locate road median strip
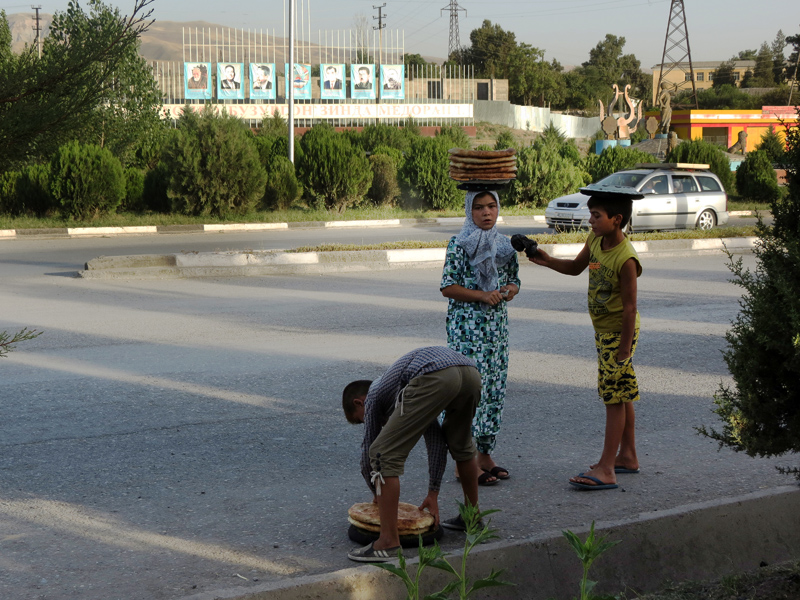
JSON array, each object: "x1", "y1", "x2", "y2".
[{"x1": 79, "y1": 237, "x2": 757, "y2": 279}]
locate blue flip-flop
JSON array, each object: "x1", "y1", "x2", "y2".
[
  {"x1": 614, "y1": 467, "x2": 640, "y2": 474},
  {"x1": 569, "y1": 473, "x2": 618, "y2": 490}
]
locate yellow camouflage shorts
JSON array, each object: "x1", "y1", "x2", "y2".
[{"x1": 595, "y1": 330, "x2": 640, "y2": 405}]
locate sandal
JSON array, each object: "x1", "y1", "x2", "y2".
[
  {"x1": 478, "y1": 470, "x2": 499, "y2": 486},
  {"x1": 483, "y1": 466, "x2": 510, "y2": 480},
  {"x1": 347, "y1": 541, "x2": 401, "y2": 563}
]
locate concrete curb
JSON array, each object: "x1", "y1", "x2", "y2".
[
  {"x1": 78, "y1": 237, "x2": 758, "y2": 279},
  {"x1": 0, "y1": 216, "x2": 542, "y2": 240},
  {"x1": 177, "y1": 486, "x2": 800, "y2": 600}
]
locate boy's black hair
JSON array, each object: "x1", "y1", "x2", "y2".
[
  {"x1": 586, "y1": 195, "x2": 633, "y2": 228},
  {"x1": 342, "y1": 380, "x2": 372, "y2": 424}
]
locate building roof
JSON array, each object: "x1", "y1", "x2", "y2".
[{"x1": 651, "y1": 60, "x2": 756, "y2": 70}]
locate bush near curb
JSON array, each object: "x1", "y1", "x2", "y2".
[
  {"x1": 401, "y1": 135, "x2": 464, "y2": 210},
  {"x1": 296, "y1": 124, "x2": 372, "y2": 213},
  {"x1": 164, "y1": 107, "x2": 267, "y2": 218},
  {"x1": 49, "y1": 141, "x2": 125, "y2": 220},
  {"x1": 736, "y1": 150, "x2": 780, "y2": 203}
]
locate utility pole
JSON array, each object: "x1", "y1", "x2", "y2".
[
  {"x1": 373, "y1": 3, "x2": 385, "y2": 118},
  {"x1": 788, "y1": 24, "x2": 800, "y2": 106},
  {"x1": 288, "y1": 0, "x2": 295, "y2": 163},
  {"x1": 372, "y1": 3, "x2": 386, "y2": 66},
  {"x1": 31, "y1": 5, "x2": 42, "y2": 58},
  {"x1": 656, "y1": 0, "x2": 698, "y2": 109},
  {"x1": 441, "y1": 0, "x2": 466, "y2": 62}
]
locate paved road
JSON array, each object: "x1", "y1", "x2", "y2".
[
  {"x1": 0, "y1": 214, "x2": 761, "y2": 280},
  {"x1": 0, "y1": 242, "x2": 791, "y2": 600}
]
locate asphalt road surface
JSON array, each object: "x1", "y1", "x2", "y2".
[{"x1": 0, "y1": 238, "x2": 789, "y2": 600}]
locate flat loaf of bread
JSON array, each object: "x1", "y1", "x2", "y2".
[{"x1": 348, "y1": 501, "x2": 435, "y2": 533}]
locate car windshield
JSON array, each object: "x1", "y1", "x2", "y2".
[{"x1": 598, "y1": 172, "x2": 647, "y2": 188}]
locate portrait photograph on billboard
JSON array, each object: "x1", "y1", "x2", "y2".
[
  {"x1": 250, "y1": 63, "x2": 276, "y2": 100},
  {"x1": 320, "y1": 63, "x2": 345, "y2": 100},
  {"x1": 217, "y1": 63, "x2": 245, "y2": 100},
  {"x1": 350, "y1": 64, "x2": 375, "y2": 100},
  {"x1": 380, "y1": 64, "x2": 405, "y2": 100},
  {"x1": 184, "y1": 62, "x2": 211, "y2": 100},
  {"x1": 285, "y1": 63, "x2": 312, "y2": 100}
]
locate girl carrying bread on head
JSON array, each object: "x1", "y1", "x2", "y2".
[{"x1": 440, "y1": 190, "x2": 521, "y2": 486}]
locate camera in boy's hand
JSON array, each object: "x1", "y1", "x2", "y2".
[{"x1": 510, "y1": 234, "x2": 539, "y2": 258}]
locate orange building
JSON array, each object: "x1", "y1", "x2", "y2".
[{"x1": 649, "y1": 107, "x2": 798, "y2": 152}]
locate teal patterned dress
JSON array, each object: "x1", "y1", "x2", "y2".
[{"x1": 440, "y1": 236, "x2": 521, "y2": 454}]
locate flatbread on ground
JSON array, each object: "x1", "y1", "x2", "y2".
[
  {"x1": 348, "y1": 501, "x2": 435, "y2": 531},
  {"x1": 347, "y1": 516, "x2": 431, "y2": 535},
  {"x1": 449, "y1": 147, "x2": 515, "y2": 158}
]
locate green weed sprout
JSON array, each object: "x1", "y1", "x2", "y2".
[
  {"x1": 561, "y1": 521, "x2": 620, "y2": 600},
  {"x1": 0, "y1": 328, "x2": 42, "y2": 359},
  {"x1": 372, "y1": 502, "x2": 512, "y2": 599}
]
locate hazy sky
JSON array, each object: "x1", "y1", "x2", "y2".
[{"x1": 4, "y1": 0, "x2": 798, "y2": 69}]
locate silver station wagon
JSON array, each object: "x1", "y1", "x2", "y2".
[{"x1": 545, "y1": 163, "x2": 729, "y2": 232}]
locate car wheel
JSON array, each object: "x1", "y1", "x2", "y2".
[{"x1": 696, "y1": 209, "x2": 716, "y2": 230}]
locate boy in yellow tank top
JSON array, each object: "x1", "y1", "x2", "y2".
[{"x1": 530, "y1": 193, "x2": 642, "y2": 490}]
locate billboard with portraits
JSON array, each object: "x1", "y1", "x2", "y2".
[
  {"x1": 350, "y1": 64, "x2": 375, "y2": 100},
  {"x1": 285, "y1": 63, "x2": 312, "y2": 100},
  {"x1": 184, "y1": 62, "x2": 211, "y2": 99},
  {"x1": 320, "y1": 63, "x2": 345, "y2": 100},
  {"x1": 217, "y1": 63, "x2": 244, "y2": 100},
  {"x1": 380, "y1": 64, "x2": 405, "y2": 100},
  {"x1": 250, "y1": 63, "x2": 276, "y2": 100}
]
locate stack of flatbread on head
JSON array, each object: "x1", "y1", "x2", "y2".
[
  {"x1": 449, "y1": 147, "x2": 517, "y2": 182},
  {"x1": 348, "y1": 502, "x2": 435, "y2": 535}
]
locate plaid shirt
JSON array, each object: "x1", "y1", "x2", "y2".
[{"x1": 361, "y1": 346, "x2": 476, "y2": 493}]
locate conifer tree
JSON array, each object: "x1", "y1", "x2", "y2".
[{"x1": 701, "y1": 112, "x2": 800, "y2": 476}]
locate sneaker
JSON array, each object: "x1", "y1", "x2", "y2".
[
  {"x1": 347, "y1": 541, "x2": 401, "y2": 563},
  {"x1": 441, "y1": 515, "x2": 483, "y2": 532}
]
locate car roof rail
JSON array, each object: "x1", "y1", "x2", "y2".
[{"x1": 635, "y1": 163, "x2": 710, "y2": 170}]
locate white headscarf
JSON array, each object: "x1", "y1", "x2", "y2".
[{"x1": 455, "y1": 190, "x2": 516, "y2": 293}]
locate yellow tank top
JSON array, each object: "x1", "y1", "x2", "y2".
[{"x1": 587, "y1": 232, "x2": 642, "y2": 333}]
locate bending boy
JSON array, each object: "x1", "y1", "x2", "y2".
[
  {"x1": 342, "y1": 346, "x2": 482, "y2": 562},
  {"x1": 531, "y1": 192, "x2": 642, "y2": 490}
]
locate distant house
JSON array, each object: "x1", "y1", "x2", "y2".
[{"x1": 651, "y1": 60, "x2": 757, "y2": 101}]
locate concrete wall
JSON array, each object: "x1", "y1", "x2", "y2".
[{"x1": 474, "y1": 100, "x2": 600, "y2": 139}]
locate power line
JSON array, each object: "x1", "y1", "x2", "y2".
[{"x1": 656, "y1": 0, "x2": 698, "y2": 109}]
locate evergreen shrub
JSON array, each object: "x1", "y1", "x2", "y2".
[
  {"x1": 587, "y1": 145, "x2": 656, "y2": 182},
  {"x1": 0, "y1": 170, "x2": 19, "y2": 215},
  {"x1": 736, "y1": 150, "x2": 780, "y2": 203},
  {"x1": 666, "y1": 138, "x2": 733, "y2": 192},
  {"x1": 121, "y1": 167, "x2": 146, "y2": 212},
  {"x1": 400, "y1": 135, "x2": 463, "y2": 209},
  {"x1": 436, "y1": 125, "x2": 470, "y2": 149},
  {"x1": 262, "y1": 157, "x2": 300, "y2": 210},
  {"x1": 494, "y1": 130, "x2": 516, "y2": 150},
  {"x1": 360, "y1": 124, "x2": 410, "y2": 153},
  {"x1": 702, "y1": 112, "x2": 800, "y2": 476},
  {"x1": 296, "y1": 124, "x2": 372, "y2": 212},
  {"x1": 508, "y1": 139, "x2": 586, "y2": 207},
  {"x1": 164, "y1": 107, "x2": 267, "y2": 217},
  {"x1": 142, "y1": 162, "x2": 172, "y2": 213},
  {"x1": 756, "y1": 126, "x2": 786, "y2": 165},
  {"x1": 367, "y1": 153, "x2": 400, "y2": 205},
  {"x1": 13, "y1": 164, "x2": 53, "y2": 216},
  {"x1": 49, "y1": 141, "x2": 125, "y2": 219}
]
